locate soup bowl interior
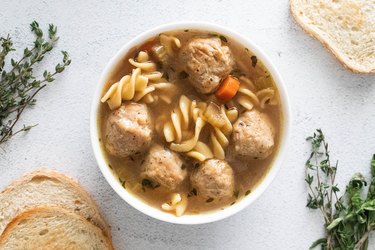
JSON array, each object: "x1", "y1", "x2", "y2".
[{"x1": 90, "y1": 22, "x2": 291, "y2": 224}]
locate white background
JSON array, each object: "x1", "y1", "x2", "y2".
[{"x1": 1, "y1": 0, "x2": 375, "y2": 249}]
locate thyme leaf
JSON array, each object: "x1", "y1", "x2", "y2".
[
  {"x1": 0, "y1": 21, "x2": 71, "y2": 145},
  {"x1": 306, "y1": 129, "x2": 375, "y2": 249},
  {"x1": 251, "y1": 56, "x2": 257, "y2": 68},
  {"x1": 141, "y1": 179, "x2": 160, "y2": 190}
]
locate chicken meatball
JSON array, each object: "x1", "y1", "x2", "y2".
[
  {"x1": 232, "y1": 110, "x2": 274, "y2": 160},
  {"x1": 190, "y1": 159, "x2": 234, "y2": 199},
  {"x1": 104, "y1": 102, "x2": 153, "y2": 158},
  {"x1": 179, "y1": 37, "x2": 235, "y2": 94},
  {"x1": 141, "y1": 144, "x2": 186, "y2": 190}
]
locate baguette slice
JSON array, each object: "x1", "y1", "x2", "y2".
[
  {"x1": 0, "y1": 169, "x2": 110, "y2": 238},
  {"x1": 290, "y1": 0, "x2": 375, "y2": 73},
  {"x1": 0, "y1": 207, "x2": 113, "y2": 250}
]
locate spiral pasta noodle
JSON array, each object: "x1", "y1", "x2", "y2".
[
  {"x1": 236, "y1": 83, "x2": 278, "y2": 110},
  {"x1": 163, "y1": 95, "x2": 192, "y2": 143},
  {"x1": 163, "y1": 95, "x2": 207, "y2": 145},
  {"x1": 236, "y1": 87, "x2": 260, "y2": 111},
  {"x1": 152, "y1": 34, "x2": 181, "y2": 63},
  {"x1": 162, "y1": 95, "x2": 238, "y2": 161},
  {"x1": 170, "y1": 117, "x2": 206, "y2": 152},
  {"x1": 101, "y1": 51, "x2": 177, "y2": 109},
  {"x1": 239, "y1": 76, "x2": 256, "y2": 91},
  {"x1": 186, "y1": 141, "x2": 214, "y2": 162},
  {"x1": 160, "y1": 34, "x2": 181, "y2": 56},
  {"x1": 226, "y1": 108, "x2": 239, "y2": 123},
  {"x1": 220, "y1": 105, "x2": 234, "y2": 135},
  {"x1": 151, "y1": 82, "x2": 179, "y2": 104},
  {"x1": 161, "y1": 193, "x2": 187, "y2": 217},
  {"x1": 211, "y1": 131, "x2": 225, "y2": 160},
  {"x1": 256, "y1": 88, "x2": 278, "y2": 108},
  {"x1": 209, "y1": 127, "x2": 230, "y2": 160}
]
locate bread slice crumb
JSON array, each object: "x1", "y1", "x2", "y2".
[
  {"x1": 0, "y1": 207, "x2": 113, "y2": 250},
  {"x1": 290, "y1": 0, "x2": 375, "y2": 73},
  {"x1": 0, "y1": 169, "x2": 111, "y2": 238}
]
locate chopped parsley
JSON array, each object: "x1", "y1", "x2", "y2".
[
  {"x1": 141, "y1": 179, "x2": 160, "y2": 189},
  {"x1": 179, "y1": 71, "x2": 189, "y2": 79},
  {"x1": 206, "y1": 198, "x2": 214, "y2": 203},
  {"x1": 251, "y1": 56, "x2": 257, "y2": 68}
]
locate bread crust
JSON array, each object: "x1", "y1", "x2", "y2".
[
  {"x1": 290, "y1": 0, "x2": 375, "y2": 74},
  {"x1": 0, "y1": 168, "x2": 111, "y2": 238},
  {"x1": 0, "y1": 206, "x2": 114, "y2": 250}
]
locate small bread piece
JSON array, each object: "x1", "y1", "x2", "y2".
[
  {"x1": 290, "y1": 0, "x2": 375, "y2": 73},
  {"x1": 0, "y1": 169, "x2": 110, "y2": 237},
  {"x1": 0, "y1": 207, "x2": 113, "y2": 250}
]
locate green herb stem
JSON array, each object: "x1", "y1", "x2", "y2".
[
  {"x1": 0, "y1": 21, "x2": 71, "y2": 145},
  {"x1": 306, "y1": 130, "x2": 375, "y2": 249}
]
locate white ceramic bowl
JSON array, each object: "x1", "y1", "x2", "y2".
[{"x1": 90, "y1": 22, "x2": 291, "y2": 224}]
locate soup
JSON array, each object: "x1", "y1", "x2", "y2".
[{"x1": 98, "y1": 30, "x2": 282, "y2": 216}]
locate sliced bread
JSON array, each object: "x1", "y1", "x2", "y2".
[
  {"x1": 0, "y1": 169, "x2": 110, "y2": 238},
  {"x1": 0, "y1": 206, "x2": 113, "y2": 250},
  {"x1": 290, "y1": 0, "x2": 375, "y2": 73}
]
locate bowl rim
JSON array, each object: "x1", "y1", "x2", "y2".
[{"x1": 90, "y1": 21, "x2": 291, "y2": 225}]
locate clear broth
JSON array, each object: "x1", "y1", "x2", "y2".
[{"x1": 98, "y1": 30, "x2": 283, "y2": 214}]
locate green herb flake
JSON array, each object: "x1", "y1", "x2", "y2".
[
  {"x1": 156, "y1": 61, "x2": 163, "y2": 71},
  {"x1": 141, "y1": 179, "x2": 160, "y2": 189},
  {"x1": 163, "y1": 72, "x2": 169, "y2": 81},
  {"x1": 251, "y1": 56, "x2": 257, "y2": 68},
  {"x1": 118, "y1": 177, "x2": 126, "y2": 189},
  {"x1": 245, "y1": 190, "x2": 251, "y2": 196},
  {"x1": 219, "y1": 35, "x2": 228, "y2": 43},
  {"x1": 187, "y1": 188, "x2": 197, "y2": 198},
  {"x1": 230, "y1": 69, "x2": 245, "y2": 78},
  {"x1": 178, "y1": 71, "x2": 189, "y2": 79},
  {"x1": 206, "y1": 198, "x2": 214, "y2": 203}
]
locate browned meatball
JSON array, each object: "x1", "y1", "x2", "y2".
[
  {"x1": 190, "y1": 159, "x2": 234, "y2": 199},
  {"x1": 104, "y1": 102, "x2": 153, "y2": 158},
  {"x1": 232, "y1": 110, "x2": 274, "y2": 159},
  {"x1": 141, "y1": 144, "x2": 187, "y2": 190},
  {"x1": 179, "y1": 37, "x2": 235, "y2": 94}
]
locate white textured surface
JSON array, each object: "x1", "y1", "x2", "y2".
[{"x1": 1, "y1": 0, "x2": 375, "y2": 249}]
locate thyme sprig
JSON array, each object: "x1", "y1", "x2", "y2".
[
  {"x1": 306, "y1": 129, "x2": 375, "y2": 250},
  {"x1": 0, "y1": 21, "x2": 71, "y2": 144}
]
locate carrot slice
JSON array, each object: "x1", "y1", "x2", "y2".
[
  {"x1": 139, "y1": 40, "x2": 155, "y2": 52},
  {"x1": 215, "y1": 75, "x2": 240, "y2": 102}
]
